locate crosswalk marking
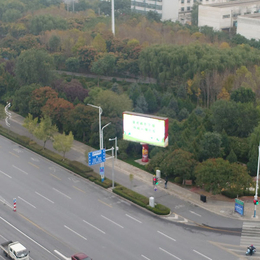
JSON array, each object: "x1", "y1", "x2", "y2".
[{"x1": 240, "y1": 221, "x2": 260, "y2": 247}]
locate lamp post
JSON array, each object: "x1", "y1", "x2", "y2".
[
  {"x1": 87, "y1": 104, "x2": 102, "y2": 150},
  {"x1": 101, "y1": 122, "x2": 111, "y2": 149},
  {"x1": 254, "y1": 144, "x2": 260, "y2": 218},
  {"x1": 111, "y1": 0, "x2": 115, "y2": 35},
  {"x1": 109, "y1": 137, "x2": 118, "y2": 161},
  {"x1": 109, "y1": 137, "x2": 118, "y2": 188}
]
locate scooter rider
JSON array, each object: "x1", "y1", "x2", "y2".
[{"x1": 248, "y1": 244, "x2": 256, "y2": 255}]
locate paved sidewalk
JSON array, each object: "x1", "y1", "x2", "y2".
[{"x1": 1, "y1": 112, "x2": 259, "y2": 222}]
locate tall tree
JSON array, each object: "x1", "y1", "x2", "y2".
[
  {"x1": 199, "y1": 132, "x2": 222, "y2": 161},
  {"x1": 23, "y1": 113, "x2": 38, "y2": 137},
  {"x1": 15, "y1": 49, "x2": 54, "y2": 86},
  {"x1": 33, "y1": 116, "x2": 57, "y2": 149},
  {"x1": 41, "y1": 98, "x2": 74, "y2": 131},
  {"x1": 53, "y1": 131, "x2": 74, "y2": 159}
]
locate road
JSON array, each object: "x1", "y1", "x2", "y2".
[{"x1": 0, "y1": 135, "x2": 244, "y2": 260}]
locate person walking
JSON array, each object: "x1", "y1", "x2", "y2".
[{"x1": 164, "y1": 176, "x2": 168, "y2": 189}]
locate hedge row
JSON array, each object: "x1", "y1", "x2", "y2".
[
  {"x1": 0, "y1": 125, "x2": 170, "y2": 215},
  {"x1": 113, "y1": 185, "x2": 171, "y2": 215}
]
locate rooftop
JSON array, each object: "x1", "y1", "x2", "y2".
[
  {"x1": 204, "y1": 0, "x2": 260, "y2": 8},
  {"x1": 240, "y1": 12, "x2": 260, "y2": 19}
]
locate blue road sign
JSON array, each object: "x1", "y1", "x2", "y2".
[
  {"x1": 100, "y1": 167, "x2": 104, "y2": 175},
  {"x1": 88, "y1": 149, "x2": 106, "y2": 166}
]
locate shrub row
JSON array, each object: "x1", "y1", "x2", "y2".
[
  {"x1": 0, "y1": 125, "x2": 170, "y2": 215},
  {"x1": 113, "y1": 186, "x2": 171, "y2": 215}
]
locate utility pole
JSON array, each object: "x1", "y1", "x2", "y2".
[{"x1": 254, "y1": 144, "x2": 260, "y2": 218}]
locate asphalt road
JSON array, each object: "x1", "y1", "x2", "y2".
[{"x1": 0, "y1": 135, "x2": 244, "y2": 260}]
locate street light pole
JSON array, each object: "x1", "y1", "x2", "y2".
[
  {"x1": 109, "y1": 137, "x2": 118, "y2": 160},
  {"x1": 87, "y1": 104, "x2": 102, "y2": 150},
  {"x1": 111, "y1": 0, "x2": 115, "y2": 35},
  {"x1": 109, "y1": 137, "x2": 118, "y2": 188},
  {"x1": 101, "y1": 122, "x2": 111, "y2": 149},
  {"x1": 254, "y1": 144, "x2": 260, "y2": 218}
]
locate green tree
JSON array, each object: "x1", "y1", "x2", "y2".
[
  {"x1": 12, "y1": 84, "x2": 39, "y2": 116},
  {"x1": 195, "y1": 158, "x2": 251, "y2": 195},
  {"x1": 247, "y1": 123, "x2": 260, "y2": 175},
  {"x1": 226, "y1": 149, "x2": 237, "y2": 163},
  {"x1": 199, "y1": 132, "x2": 222, "y2": 160},
  {"x1": 15, "y1": 49, "x2": 54, "y2": 86},
  {"x1": 48, "y1": 35, "x2": 61, "y2": 52},
  {"x1": 23, "y1": 113, "x2": 38, "y2": 137},
  {"x1": 135, "y1": 94, "x2": 148, "y2": 113},
  {"x1": 195, "y1": 158, "x2": 230, "y2": 194},
  {"x1": 53, "y1": 131, "x2": 74, "y2": 159},
  {"x1": 191, "y1": 3, "x2": 199, "y2": 26},
  {"x1": 211, "y1": 100, "x2": 260, "y2": 137},
  {"x1": 65, "y1": 104, "x2": 96, "y2": 142},
  {"x1": 65, "y1": 57, "x2": 80, "y2": 72},
  {"x1": 2, "y1": 9, "x2": 22, "y2": 22},
  {"x1": 91, "y1": 54, "x2": 116, "y2": 86},
  {"x1": 33, "y1": 116, "x2": 57, "y2": 149},
  {"x1": 146, "y1": 11, "x2": 161, "y2": 22},
  {"x1": 230, "y1": 87, "x2": 256, "y2": 103},
  {"x1": 29, "y1": 14, "x2": 67, "y2": 35},
  {"x1": 92, "y1": 33, "x2": 106, "y2": 52},
  {"x1": 144, "y1": 88, "x2": 157, "y2": 112},
  {"x1": 160, "y1": 149, "x2": 196, "y2": 183},
  {"x1": 94, "y1": 90, "x2": 133, "y2": 117},
  {"x1": 0, "y1": 104, "x2": 5, "y2": 120}
]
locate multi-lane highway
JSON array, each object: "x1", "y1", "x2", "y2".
[{"x1": 0, "y1": 135, "x2": 248, "y2": 259}]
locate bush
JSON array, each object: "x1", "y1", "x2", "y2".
[
  {"x1": 113, "y1": 186, "x2": 170, "y2": 215},
  {"x1": 174, "y1": 176, "x2": 182, "y2": 184},
  {"x1": 68, "y1": 161, "x2": 93, "y2": 174}
]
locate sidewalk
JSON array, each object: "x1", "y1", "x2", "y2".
[{"x1": 1, "y1": 112, "x2": 258, "y2": 222}]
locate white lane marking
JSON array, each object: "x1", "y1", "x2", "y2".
[
  {"x1": 101, "y1": 215, "x2": 124, "y2": 228},
  {"x1": 35, "y1": 192, "x2": 54, "y2": 204},
  {"x1": 12, "y1": 165, "x2": 28, "y2": 175},
  {"x1": 18, "y1": 196, "x2": 36, "y2": 208},
  {"x1": 157, "y1": 231, "x2": 176, "y2": 241},
  {"x1": 83, "y1": 220, "x2": 106, "y2": 234},
  {"x1": 0, "y1": 216, "x2": 60, "y2": 260},
  {"x1": 125, "y1": 214, "x2": 142, "y2": 223},
  {"x1": 54, "y1": 250, "x2": 70, "y2": 260},
  {"x1": 141, "y1": 255, "x2": 151, "y2": 260},
  {"x1": 159, "y1": 247, "x2": 182, "y2": 260},
  {"x1": 0, "y1": 170, "x2": 12, "y2": 178},
  {"x1": 53, "y1": 188, "x2": 71, "y2": 199},
  {"x1": 189, "y1": 210, "x2": 201, "y2": 217},
  {"x1": 64, "y1": 225, "x2": 87, "y2": 240},
  {"x1": 193, "y1": 250, "x2": 212, "y2": 260}
]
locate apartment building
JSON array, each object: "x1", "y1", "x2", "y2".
[
  {"x1": 198, "y1": 0, "x2": 260, "y2": 30},
  {"x1": 237, "y1": 13, "x2": 260, "y2": 40},
  {"x1": 131, "y1": 0, "x2": 228, "y2": 23}
]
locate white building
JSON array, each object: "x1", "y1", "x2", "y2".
[
  {"x1": 131, "y1": 0, "x2": 229, "y2": 23},
  {"x1": 198, "y1": 0, "x2": 260, "y2": 30},
  {"x1": 237, "y1": 13, "x2": 260, "y2": 40},
  {"x1": 131, "y1": 0, "x2": 179, "y2": 21}
]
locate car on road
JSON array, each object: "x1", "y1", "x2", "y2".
[{"x1": 71, "y1": 253, "x2": 92, "y2": 260}]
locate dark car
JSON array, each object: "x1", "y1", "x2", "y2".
[{"x1": 71, "y1": 253, "x2": 92, "y2": 260}]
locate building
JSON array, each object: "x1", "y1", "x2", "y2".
[
  {"x1": 198, "y1": 0, "x2": 260, "y2": 30},
  {"x1": 131, "y1": 0, "x2": 179, "y2": 21},
  {"x1": 131, "y1": 0, "x2": 229, "y2": 23},
  {"x1": 237, "y1": 13, "x2": 260, "y2": 40}
]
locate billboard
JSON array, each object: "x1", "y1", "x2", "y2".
[{"x1": 123, "y1": 112, "x2": 168, "y2": 147}]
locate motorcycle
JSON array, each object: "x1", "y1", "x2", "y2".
[{"x1": 246, "y1": 246, "x2": 256, "y2": 256}]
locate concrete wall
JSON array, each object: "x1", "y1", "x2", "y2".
[
  {"x1": 199, "y1": 3, "x2": 260, "y2": 30},
  {"x1": 237, "y1": 16, "x2": 260, "y2": 40},
  {"x1": 162, "y1": 0, "x2": 178, "y2": 21},
  {"x1": 199, "y1": 5, "x2": 223, "y2": 30}
]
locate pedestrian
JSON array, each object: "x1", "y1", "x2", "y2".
[{"x1": 165, "y1": 176, "x2": 168, "y2": 189}]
